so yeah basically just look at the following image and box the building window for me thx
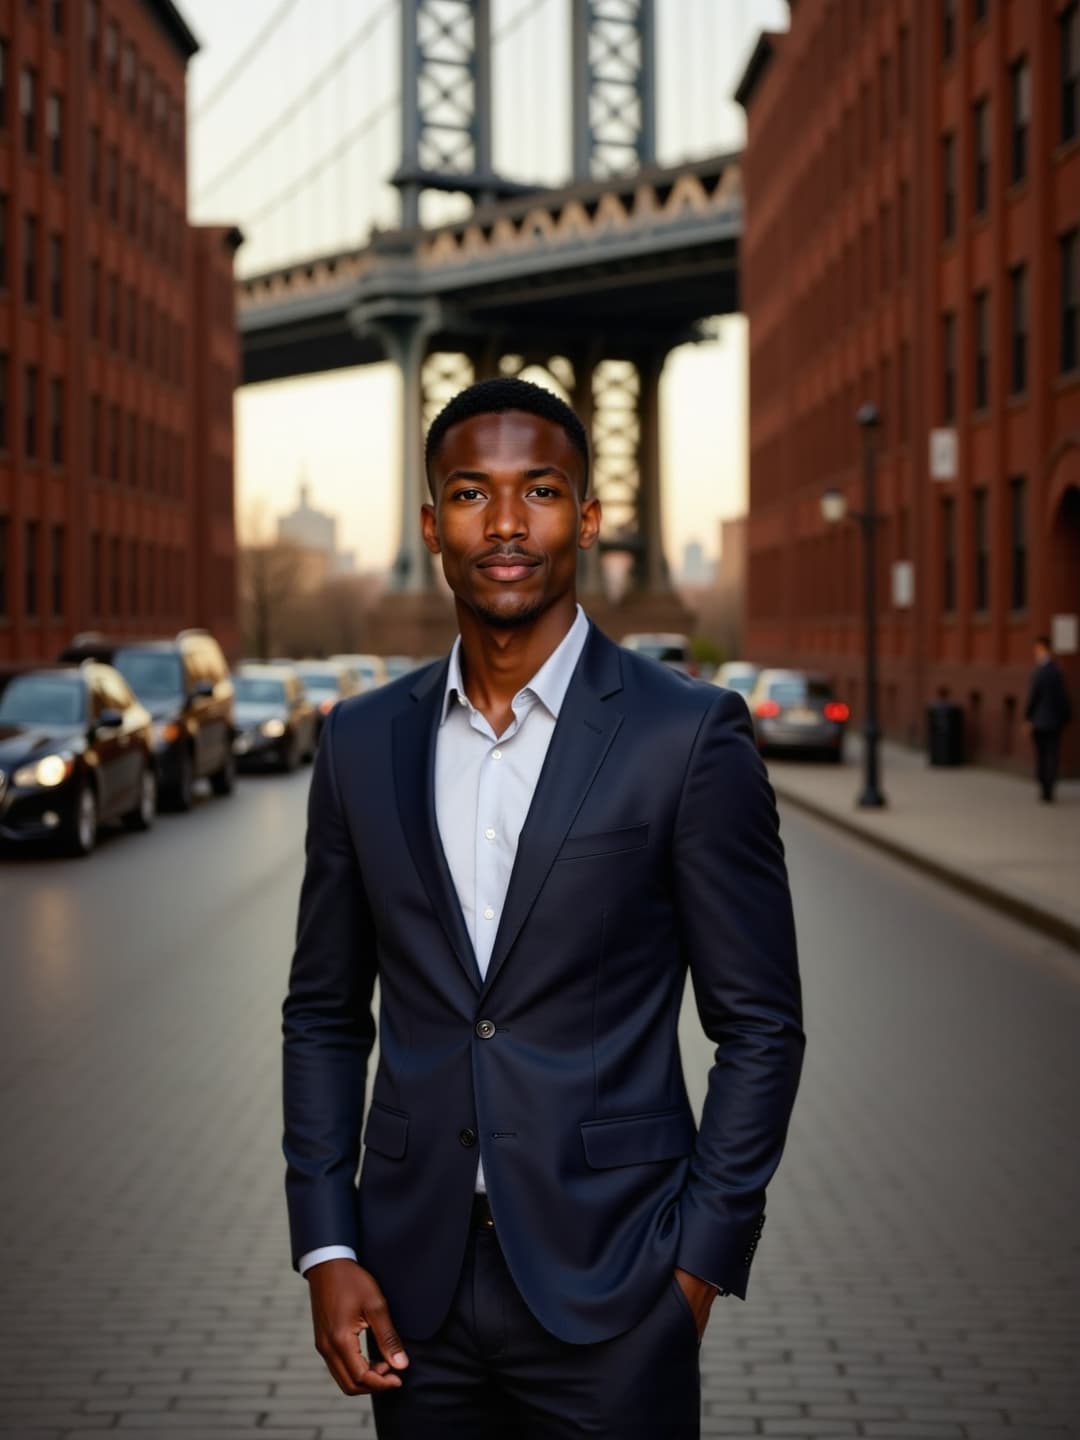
[942,496,956,613]
[24,364,38,459]
[879,202,891,291]
[1062,228,1079,373]
[879,55,891,142]
[23,214,37,304]
[0,515,6,615]
[942,133,956,240]
[1063,3,1079,144]
[90,531,101,615]
[48,232,62,319]
[88,125,100,204]
[50,523,63,617]
[48,375,62,463]
[105,20,118,92]
[107,273,118,350]
[20,67,37,154]
[128,537,138,613]
[973,98,990,215]
[127,411,137,487]
[1009,58,1030,184]
[122,42,136,112]
[972,0,987,23]
[87,0,99,70]
[0,41,8,132]
[1009,264,1027,394]
[124,162,136,236]
[0,193,7,288]
[0,352,7,449]
[126,283,136,360]
[107,402,119,482]
[973,487,989,611]
[898,26,910,119]
[106,144,118,221]
[46,92,61,174]
[1009,477,1027,610]
[25,520,38,617]
[943,0,956,61]
[942,311,957,422]
[110,535,120,615]
[50,1,64,38]
[973,290,990,411]
[88,258,100,338]
[89,393,101,476]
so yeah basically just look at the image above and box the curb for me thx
[772,782,1080,956]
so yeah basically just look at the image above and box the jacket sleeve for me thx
[282,702,378,1270]
[1023,669,1040,722]
[672,689,805,1298]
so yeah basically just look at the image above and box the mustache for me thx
[474,545,543,566]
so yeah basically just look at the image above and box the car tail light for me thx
[687,660,699,678]
[755,700,781,719]
[824,702,850,723]
[319,698,335,715]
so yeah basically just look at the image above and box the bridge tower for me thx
[367,0,690,647]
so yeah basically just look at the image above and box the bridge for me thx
[231,1,745,649]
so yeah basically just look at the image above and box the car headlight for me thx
[260,719,286,738]
[14,753,75,788]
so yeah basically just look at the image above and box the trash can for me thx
[927,702,964,766]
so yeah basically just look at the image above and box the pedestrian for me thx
[282,376,805,1438]
[1023,634,1072,802]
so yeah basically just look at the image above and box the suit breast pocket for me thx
[363,1102,409,1160]
[555,823,649,862]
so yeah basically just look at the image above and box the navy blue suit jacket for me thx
[282,623,804,1344]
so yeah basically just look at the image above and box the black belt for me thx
[471,1193,496,1230]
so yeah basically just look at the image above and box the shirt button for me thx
[484,828,496,840]
[492,749,502,761]
[459,1127,477,1147]
[483,906,495,920]
[475,1019,496,1039]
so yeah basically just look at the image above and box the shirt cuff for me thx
[298,1245,358,1276]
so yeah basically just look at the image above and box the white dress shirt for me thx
[299,607,590,1276]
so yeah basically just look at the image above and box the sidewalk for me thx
[768,736,1080,952]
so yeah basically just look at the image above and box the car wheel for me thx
[124,762,157,831]
[63,782,98,857]
[165,749,195,812]
[210,751,236,796]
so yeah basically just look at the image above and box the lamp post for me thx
[821,403,887,809]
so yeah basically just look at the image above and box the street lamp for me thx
[820,403,887,809]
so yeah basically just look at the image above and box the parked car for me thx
[383,655,420,683]
[294,661,361,738]
[231,665,318,772]
[61,630,236,810]
[713,661,761,700]
[620,633,698,677]
[0,663,156,855]
[745,669,850,761]
[329,653,388,692]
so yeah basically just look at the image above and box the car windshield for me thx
[296,668,339,690]
[723,672,757,695]
[637,644,688,663]
[768,678,832,706]
[113,650,184,700]
[0,675,85,727]
[234,677,286,704]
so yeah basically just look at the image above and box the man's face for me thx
[422,409,600,629]
[1034,643,1050,663]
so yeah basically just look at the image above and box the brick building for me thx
[738,0,1080,771]
[0,0,241,664]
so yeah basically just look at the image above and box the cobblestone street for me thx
[0,768,1077,1438]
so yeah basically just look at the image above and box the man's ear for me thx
[421,503,441,555]
[578,496,602,550]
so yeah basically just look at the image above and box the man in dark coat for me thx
[1023,636,1072,802]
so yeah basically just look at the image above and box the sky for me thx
[183,0,789,573]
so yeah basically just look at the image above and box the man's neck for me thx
[455,596,579,735]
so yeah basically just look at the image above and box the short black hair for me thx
[424,376,590,496]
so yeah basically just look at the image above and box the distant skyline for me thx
[183,0,789,572]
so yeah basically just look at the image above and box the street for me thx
[0,768,1077,1438]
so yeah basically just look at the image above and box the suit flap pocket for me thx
[556,824,648,862]
[580,1108,694,1169]
[363,1103,409,1160]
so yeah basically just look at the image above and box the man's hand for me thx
[307,1258,410,1396]
[674,1266,718,1342]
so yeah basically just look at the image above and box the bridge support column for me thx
[635,347,672,596]
[571,351,604,598]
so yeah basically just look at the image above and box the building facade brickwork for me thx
[739,0,1080,771]
[0,0,241,664]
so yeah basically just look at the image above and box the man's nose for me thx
[485,491,527,540]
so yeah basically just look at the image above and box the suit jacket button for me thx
[475,1019,496,1039]
[459,1128,477,1148]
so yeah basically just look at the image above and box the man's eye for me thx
[529,486,558,498]
[452,488,484,501]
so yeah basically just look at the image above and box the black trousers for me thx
[370,1201,701,1439]
[1033,729,1062,800]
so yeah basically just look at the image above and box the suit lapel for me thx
[481,626,624,999]
[393,661,481,991]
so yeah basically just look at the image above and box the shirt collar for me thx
[440,605,590,725]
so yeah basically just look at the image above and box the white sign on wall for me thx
[892,560,915,609]
[929,428,958,480]
[1051,614,1078,655]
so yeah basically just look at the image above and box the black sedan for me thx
[746,668,850,762]
[231,666,318,772]
[0,664,156,856]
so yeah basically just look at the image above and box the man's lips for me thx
[475,554,542,581]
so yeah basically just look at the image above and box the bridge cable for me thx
[192,0,301,124]
[244,93,400,230]
[195,0,397,201]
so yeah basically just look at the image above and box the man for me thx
[283,377,804,1437]
[1023,635,1072,802]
